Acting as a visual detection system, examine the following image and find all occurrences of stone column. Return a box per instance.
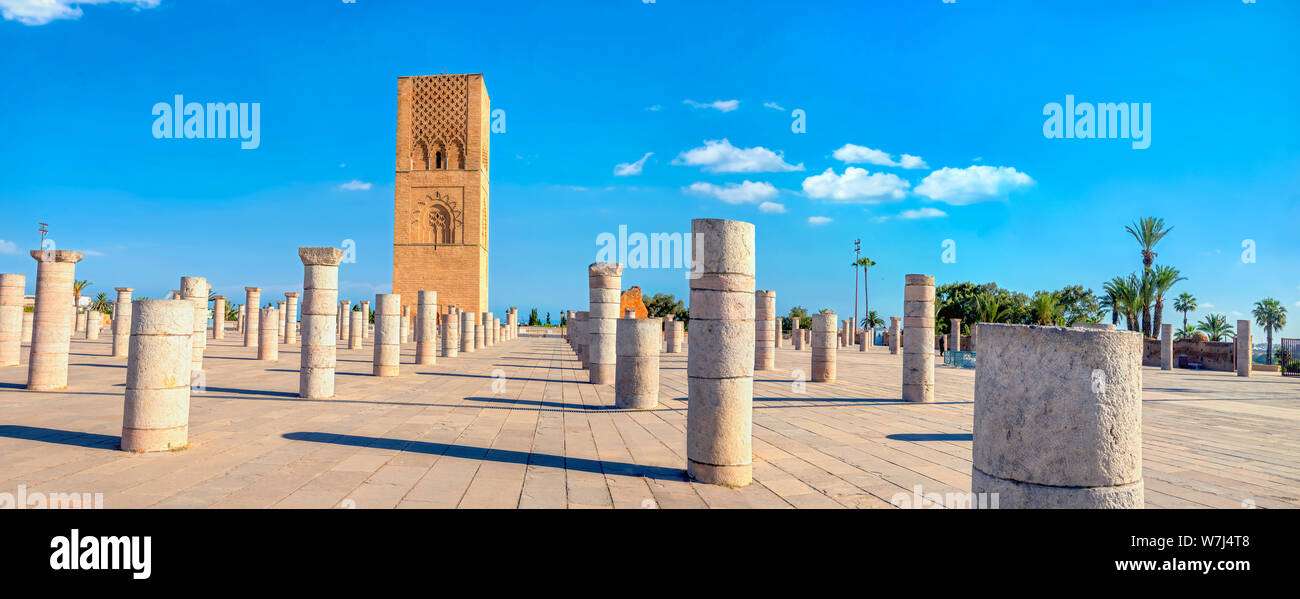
[812,311,837,382]
[482,312,494,348]
[1236,320,1251,377]
[399,305,410,344]
[277,301,287,342]
[1160,323,1173,370]
[258,307,279,361]
[616,316,660,409]
[755,290,776,371]
[121,299,193,452]
[349,310,364,350]
[84,310,100,340]
[792,318,803,350]
[903,275,935,403]
[888,316,900,355]
[299,248,343,399]
[26,250,82,391]
[416,290,438,365]
[111,287,133,359]
[243,287,261,348]
[285,292,299,344]
[359,300,370,340]
[75,309,87,335]
[373,293,401,377]
[212,295,226,340]
[237,304,245,335]
[180,276,207,376]
[339,300,352,345]
[461,311,476,353]
[493,318,501,345]
[667,320,684,354]
[22,310,33,344]
[442,308,460,358]
[774,317,783,349]
[970,322,978,353]
[588,262,622,385]
[950,318,962,353]
[574,311,588,366]
[0,273,23,367]
[686,218,755,487]
[972,323,1143,508]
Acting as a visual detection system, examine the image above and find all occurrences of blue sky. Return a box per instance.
[1,0,1296,337]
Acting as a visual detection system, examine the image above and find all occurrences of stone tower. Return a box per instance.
[394,74,490,317]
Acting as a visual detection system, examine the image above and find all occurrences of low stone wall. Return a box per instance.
[1142,338,1235,371]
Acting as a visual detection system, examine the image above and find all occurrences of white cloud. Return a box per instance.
[801,167,909,203]
[763,101,785,111]
[614,152,653,176]
[645,105,662,112]
[807,216,832,226]
[915,165,1034,205]
[1202,303,1215,309]
[338,179,372,191]
[674,139,803,173]
[685,181,778,205]
[82,249,106,257]
[683,99,740,112]
[831,144,927,169]
[899,154,928,169]
[0,239,18,254]
[898,207,948,220]
[1,0,159,25]
[758,201,787,214]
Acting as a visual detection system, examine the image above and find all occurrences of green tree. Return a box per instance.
[1173,292,1197,329]
[1124,216,1173,271]
[1175,325,1198,341]
[786,306,811,331]
[1196,313,1232,342]
[644,293,686,319]
[1252,298,1287,365]
[72,279,91,307]
[528,308,539,326]
[859,310,883,331]
[852,256,876,337]
[1149,265,1185,336]
[974,292,1010,324]
[89,292,112,313]
[1029,291,1063,325]
[546,312,551,326]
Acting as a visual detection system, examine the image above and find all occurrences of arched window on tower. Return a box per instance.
[435,151,443,169]
[414,141,430,170]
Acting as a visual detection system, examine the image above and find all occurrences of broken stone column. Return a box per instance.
[903,275,935,403]
[212,295,226,340]
[442,308,459,358]
[349,310,364,350]
[0,273,23,367]
[416,290,438,365]
[755,290,776,371]
[588,262,622,385]
[950,318,962,353]
[1236,320,1251,377]
[616,315,660,409]
[299,248,343,399]
[26,250,82,391]
[285,292,299,344]
[243,287,261,348]
[258,306,279,361]
[889,317,900,355]
[1160,323,1173,370]
[373,293,401,377]
[120,299,193,452]
[686,218,755,487]
[111,287,133,359]
[972,323,1143,508]
[180,276,207,375]
[812,311,837,382]
[461,311,476,353]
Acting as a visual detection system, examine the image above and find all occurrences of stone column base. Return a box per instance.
[971,467,1143,509]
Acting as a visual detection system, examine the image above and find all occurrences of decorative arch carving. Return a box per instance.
[410,191,463,244]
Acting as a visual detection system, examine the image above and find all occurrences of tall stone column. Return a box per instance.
[0,273,24,367]
[903,275,935,403]
[212,295,226,340]
[111,288,133,358]
[616,316,660,409]
[237,304,245,335]
[686,218,755,487]
[121,299,194,452]
[588,262,622,385]
[755,290,776,371]
[339,300,352,345]
[26,250,82,391]
[285,292,299,344]
[1236,320,1251,377]
[180,276,207,376]
[973,324,1143,508]
[812,311,837,382]
[888,316,900,355]
[349,310,364,350]
[482,312,493,348]
[442,307,460,358]
[243,287,261,348]
[258,307,279,361]
[774,317,783,349]
[949,318,962,353]
[661,315,673,352]
[1160,323,1173,370]
[277,301,287,342]
[461,311,476,353]
[792,317,803,350]
[299,248,343,399]
[359,300,369,340]
[416,290,438,365]
[373,294,401,377]
[565,310,574,342]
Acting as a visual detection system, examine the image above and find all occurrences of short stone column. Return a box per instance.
[686,218,755,487]
[75,309,87,335]
[0,273,24,366]
[588,262,622,385]
[285,292,299,344]
[442,308,459,358]
[812,311,837,382]
[461,311,476,353]
[299,248,343,399]
[339,300,351,345]
[949,318,962,353]
[121,299,194,452]
[243,287,261,348]
[888,317,900,354]
[349,310,364,349]
[792,318,803,350]
[858,324,868,352]
[258,307,279,361]
[493,318,501,345]
[666,320,683,354]
[416,290,438,365]
[616,316,660,409]
[84,310,101,340]
[373,293,401,376]
[212,295,226,340]
[1160,324,1173,370]
[482,312,493,348]
[903,275,935,403]
[573,311,588,365]
[26,250,83,391]
[972,323,1143,508]
[755,290,776,371]
[473,310,485,349]
[180,276,207,376]
[111,287,133,358]
[1236,320,1251,377]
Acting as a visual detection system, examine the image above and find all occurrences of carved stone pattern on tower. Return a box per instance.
[409,190,464,244]
[410,76,469,170]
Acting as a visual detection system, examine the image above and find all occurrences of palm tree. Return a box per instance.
[859,310,883,331]
[1029,291,1062,325]
[1149,265,1185,337]
[225,303,241,322]
[1252,298,1288,365]
[1175,325,1198,340]
[1173,292,1196,329]
[974,292,1010,324]
[72,279,91,308]
[89,292,112,313]
[1196,313,1232,342]
[1138,272,1156,336]
[1108,275,1142,332]
[852,257,876,339]
[1124,216,1173,270]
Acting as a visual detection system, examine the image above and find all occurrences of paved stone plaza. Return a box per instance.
[1,327,1297,509]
